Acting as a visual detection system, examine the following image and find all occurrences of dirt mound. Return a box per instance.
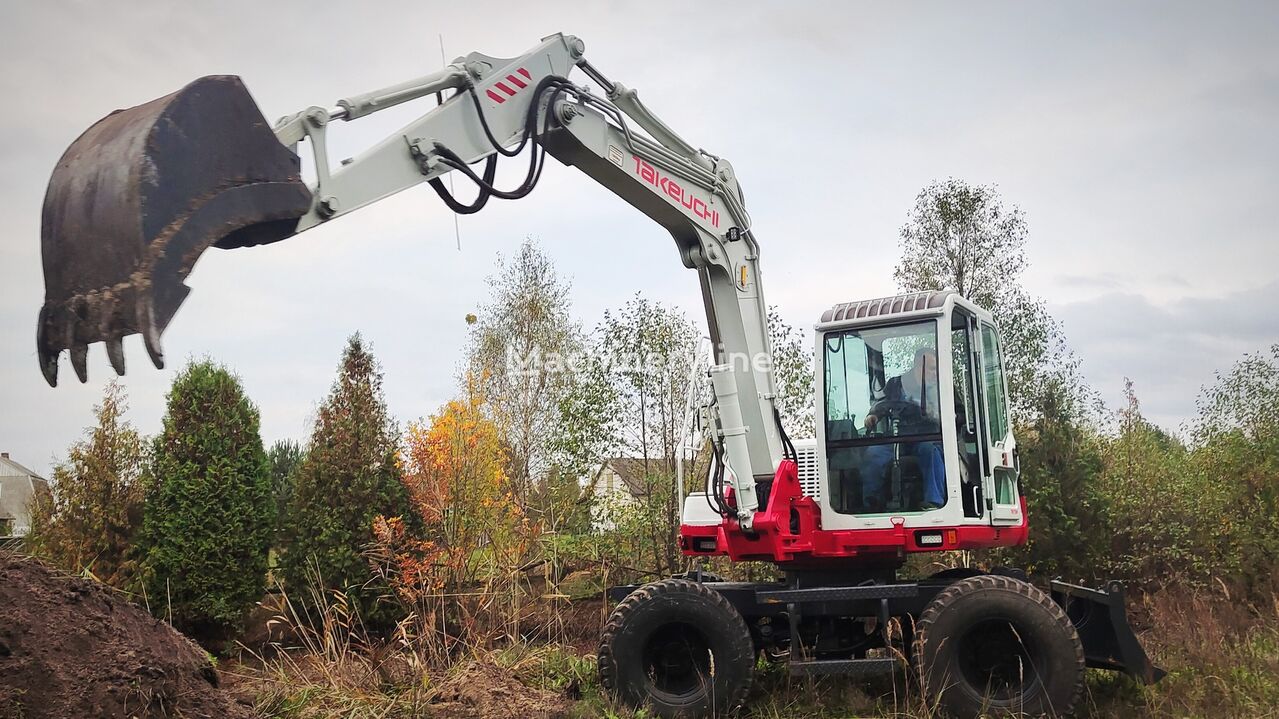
[0,552,253,719]
[432,661,570,719]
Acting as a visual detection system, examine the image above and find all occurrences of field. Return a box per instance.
[5,547,1279,718]
[225,585,1279,719]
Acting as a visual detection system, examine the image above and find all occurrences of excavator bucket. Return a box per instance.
[37,75,313,386]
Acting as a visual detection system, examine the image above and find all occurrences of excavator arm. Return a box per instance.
[37,32,785,526]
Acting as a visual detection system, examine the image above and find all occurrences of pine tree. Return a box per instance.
[26,380,147,589]
[267,439,304,546]
[140,360,274,640]
[280,335,410,627]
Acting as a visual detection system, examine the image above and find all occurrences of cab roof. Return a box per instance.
[818,290,993,330]
[821,290,955,324]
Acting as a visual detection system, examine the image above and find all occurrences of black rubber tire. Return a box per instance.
[914,574,1084,718]
[598,578,754,718]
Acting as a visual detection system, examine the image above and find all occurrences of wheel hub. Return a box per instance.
[642,622,712,700]
[957,616,1043,702]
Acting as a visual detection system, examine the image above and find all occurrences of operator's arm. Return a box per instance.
[865,377,905,429]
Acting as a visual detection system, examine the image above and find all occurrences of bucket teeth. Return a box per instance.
[36,305,60,387]
[70,344,89,384]
[142,317,165,371]
[106,337,126,376]
[38,348,59,388]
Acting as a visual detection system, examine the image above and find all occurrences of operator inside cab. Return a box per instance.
[861,347,946,510]
[823,323,949,514]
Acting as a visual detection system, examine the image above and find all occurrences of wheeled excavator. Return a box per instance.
[37,32,1162,718]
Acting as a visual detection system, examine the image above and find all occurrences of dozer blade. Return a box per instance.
[38,75,313,386]
[1052,579,1167,684]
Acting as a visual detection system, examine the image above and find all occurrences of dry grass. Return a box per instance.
[1082,587,1279,718]
[227,569,596,718]
[226,578,434,718]
[228,580,1279,719]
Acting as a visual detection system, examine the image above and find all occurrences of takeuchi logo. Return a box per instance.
[633,157,720,227]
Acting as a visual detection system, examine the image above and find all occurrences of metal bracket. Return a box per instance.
[404,136,440,175]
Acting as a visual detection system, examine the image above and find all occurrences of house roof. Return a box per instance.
[593,450,713,500]
[596,458,660,498]
[0,454,42,480]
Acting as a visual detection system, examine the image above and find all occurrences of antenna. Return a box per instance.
[440,33,462,251]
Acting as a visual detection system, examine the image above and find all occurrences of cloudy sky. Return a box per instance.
[2,1,1276,476]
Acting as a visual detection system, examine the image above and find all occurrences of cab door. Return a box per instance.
[977,321,1022,525]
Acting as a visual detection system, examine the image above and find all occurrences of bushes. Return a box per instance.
[1000,381,1110,581]
[1004,348,1279,598]
[140,360,274,639]
[1095,384,1218,585]
[372,383,536,656]
[279,335,411,628]
[1188,344,1279,594]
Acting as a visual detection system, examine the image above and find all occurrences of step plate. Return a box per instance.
[790,658,899,677]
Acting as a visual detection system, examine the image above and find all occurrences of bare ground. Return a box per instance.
[0,551,253,719]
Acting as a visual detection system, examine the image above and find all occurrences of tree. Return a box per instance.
[1189,344,1279,593]
[547,351,620,486]
[372,381,534,651]
[768,306,815,437]
[280,335,410,628]
[26,381,146,589]
[893,179,1082,419]
[598,294,701,575]
[467,240,584,502]
[140,360,274,640]
[998,379,1109,581]
[894,179,1027,310]
[267,439,304,548]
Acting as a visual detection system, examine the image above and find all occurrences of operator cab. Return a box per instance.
[815,291,1021,532]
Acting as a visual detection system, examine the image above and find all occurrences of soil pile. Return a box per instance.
[0,552,253,718]
[432,661,570,719]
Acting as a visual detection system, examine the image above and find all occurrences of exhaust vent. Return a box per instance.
[794,438,820,501]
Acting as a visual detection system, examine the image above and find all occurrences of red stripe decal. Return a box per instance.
[518,67,531,79]
[506,74,527,89]
[495,81,517,96]
[486,89,505,103]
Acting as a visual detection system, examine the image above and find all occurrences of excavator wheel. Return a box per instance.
[598,578,754,718]
[914,574,1084,718]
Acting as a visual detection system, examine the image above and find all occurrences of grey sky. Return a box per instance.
[2,1,1277,476]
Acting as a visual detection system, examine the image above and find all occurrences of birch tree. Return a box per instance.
[893,179,1082,420]
[467,240,583,502]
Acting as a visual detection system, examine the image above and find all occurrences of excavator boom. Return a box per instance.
[37,32,783,526]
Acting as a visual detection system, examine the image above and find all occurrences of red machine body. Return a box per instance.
[679,459,1028,568]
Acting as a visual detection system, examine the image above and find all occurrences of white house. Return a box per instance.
[585,458,659,531]
[584,451,714,531]
[0,452,50,539]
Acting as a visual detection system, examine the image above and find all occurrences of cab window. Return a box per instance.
[980,323,1009,443]
[822,321,945,514]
